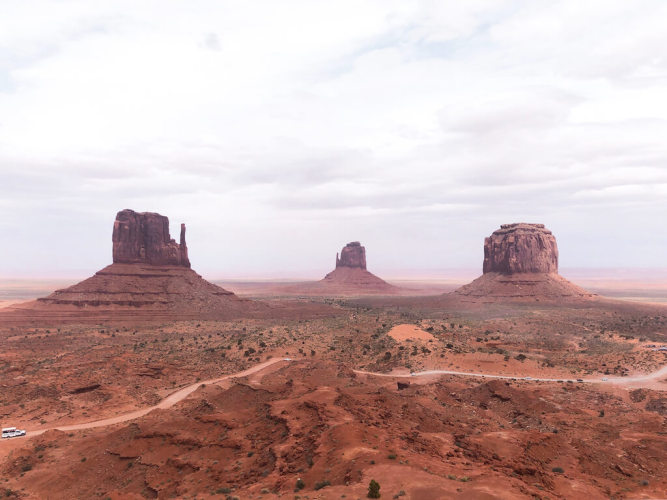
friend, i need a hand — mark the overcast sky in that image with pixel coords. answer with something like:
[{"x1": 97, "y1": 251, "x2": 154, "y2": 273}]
[{"x1": 1, "y1": 1, "x2": 666, "y2": 278}]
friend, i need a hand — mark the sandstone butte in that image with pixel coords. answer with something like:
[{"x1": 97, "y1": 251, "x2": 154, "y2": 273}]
[
  {"x1": 455, "y1": 223, "x2": 593, "y2": 301},
  {"x1": 275, "y1": 241, "x2": 399, "y2": 296},
  {"x1": 0, "y1": 209, "x2": 275, "y2": 324},
  {"x1": 112, "y1": 209, "x2": 190, "y2": 267},
  {"x1": 319, "y1": 241, "x2": 398, "y2": 294}
]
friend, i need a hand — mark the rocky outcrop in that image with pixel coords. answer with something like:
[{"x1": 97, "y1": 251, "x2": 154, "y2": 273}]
[
  {"x1": 483, "y1": 223, "x2": 557, "y2": 274},
  {"x1": 0, "y1": 209, "x2": 280, "y2": 324},
  {"x1": 454, "y1": 223, "x2": 593, "y2": 302},
  {"x1": 275, "y1": 241, "x2": 398, "y2": 296},
  {"x1": 112, "y1": 209, "x2": 190, "y2": 267},
  {"x1": 336, "y1": 242, "x2": 366, "y2": 270},
  {"x1": 322, "y1": 241, "x2": 396, "y2": 293}
]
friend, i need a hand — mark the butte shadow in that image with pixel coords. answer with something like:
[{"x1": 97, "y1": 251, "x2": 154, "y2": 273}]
[{"x1": 0, "y1": 210, "x2": 334, "y2": 325}]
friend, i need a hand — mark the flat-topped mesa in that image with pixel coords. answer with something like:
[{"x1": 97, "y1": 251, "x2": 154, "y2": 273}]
[
  {"x1": 112, "y1": 209, "x2": 190, "y2": 267},
  {"x1": 483, "y1": 223, "x2": 558, "y2": 275},
  {"x1": 336, "y1": 241, "x2": 366, "y2": 270}
]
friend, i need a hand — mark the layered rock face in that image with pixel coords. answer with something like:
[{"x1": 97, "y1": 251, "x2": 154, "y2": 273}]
[
  {"x1": 455, "y1": 223, "x2": 592, "y2": 302},
  {"x1": 336, "y1": 242, "x2": 367, "y2": 270},
  {"x1": 320, "y1": 242, "x2": 397, "y2": 294},
  {"x1": 483, "y1": 223, "x2": 558, "y2": 274},
  {"x1": 112, "y1": 209, "x2": 190, "y2": 267},
  {"x1": 0, "y1": 209, "x2": 270, "y2": 324},
  {"x1": 277, "y1": 241, "x2": 398, "y2": 295}
]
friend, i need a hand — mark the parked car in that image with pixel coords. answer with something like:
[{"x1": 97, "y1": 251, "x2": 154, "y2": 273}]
[{"x1": 1, "y1": 427, "x2": 26, "y2": 439}]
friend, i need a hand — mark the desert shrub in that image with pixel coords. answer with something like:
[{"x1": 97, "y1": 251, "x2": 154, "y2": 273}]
[
  {"x1": 552, "y1": 467, "x2": 564, "y2": 473},
  {"x1": 367, "y1": 479, "x2": 381, "y2": 498},
  {"x1": 387, "y1": 453, "x2": 397, "y2": 460},
  {"x1": 295, "y1": 478, "x2": 305, "y2": 490},
  {"x1": 314, "y1": 480, "x2": 330, "y2": 490}
]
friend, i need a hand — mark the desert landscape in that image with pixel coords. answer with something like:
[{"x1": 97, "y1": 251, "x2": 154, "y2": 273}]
[
  {"x1": 0, "y1": 214, "x2": 665, "y2": 500},
  {"x1": 2, "y1": 3, "x2": 667, "y2": 499}
]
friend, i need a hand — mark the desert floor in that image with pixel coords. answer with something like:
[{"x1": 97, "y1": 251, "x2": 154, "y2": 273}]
[{"x1": 0, "y1": 277, "x2": 666, "y2": 499}]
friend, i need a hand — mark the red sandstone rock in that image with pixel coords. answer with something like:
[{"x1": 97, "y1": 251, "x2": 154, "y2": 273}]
[
  {"x1": 483, "y1": 223, "x2": 558, "y2": 274},
  {"x1": 112, "y1": 209, "x2": 190, "y2": 267},
  {"x1": 274, "y1": 242, "x2": 398, "y2": 295},
  {"x1": 454, "y1": 223, "x2": 593, "y2": 302},
  {"x1": 0, "y1": 209, "x2": 308, "y2": 324},
  {"x1": 336, "y1": 242, "x2": 366, "y2": 270}
]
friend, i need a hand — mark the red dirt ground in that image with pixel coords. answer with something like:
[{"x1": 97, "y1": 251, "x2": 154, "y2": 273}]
[{"x1": 1, "y1": 280, "x2": 666, "y2": 499}]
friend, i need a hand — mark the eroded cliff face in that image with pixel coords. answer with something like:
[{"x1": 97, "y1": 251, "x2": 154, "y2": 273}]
[
  {"x1": 112, "y1": 209, "x2": 190, "y2": 267},
  {"x1": 483, "y1": 223, "x2": 558, "y2": 275},
  {"x1": 336, "y1": 241, "x2": 367, "y2": 270}
]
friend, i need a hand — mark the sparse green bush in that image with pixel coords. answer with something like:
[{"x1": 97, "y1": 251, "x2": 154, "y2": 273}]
[
  {"x1": 552, "y1": 467, "x2": 564, "y2": 473},
  {"x1": 367, "y1": 479, "x2": 381, "y2": 498}
]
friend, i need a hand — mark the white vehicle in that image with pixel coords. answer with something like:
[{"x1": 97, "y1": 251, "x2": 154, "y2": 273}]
[
  {"x1": 1, "y1": 427, "x2": 26, "y2": 439},
  {"x1": 524, "y1": 376, "x2": 533, "y2": 380},
  {"x1": 601, "y1": 377, "x2": 608, "y2": 381}
]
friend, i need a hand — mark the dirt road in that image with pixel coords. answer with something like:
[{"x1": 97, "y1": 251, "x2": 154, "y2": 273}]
[
  {"x1": 355, "y1": 363, "x2": 667, "y2": 387},
  {"x1": 10, "y1": 358, "x2": 292, "y2": 440},
  {"x1": 3, "y1": 358, "x2": 665, "y2": 445}
]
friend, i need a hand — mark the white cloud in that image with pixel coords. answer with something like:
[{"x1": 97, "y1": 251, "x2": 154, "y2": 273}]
[{"x1": 0, "y1": 0, "x2": 666, "y2": 277}]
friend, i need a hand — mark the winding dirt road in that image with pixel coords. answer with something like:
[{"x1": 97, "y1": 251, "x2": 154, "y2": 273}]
[
  {"x1": 354, "y1": 364, "x2": 667, "y2": 386},
  {"x1": 12, "y1": 358, "x2": 292, "y2": 439},
  {"x1": 3, "y1": 358, "x2": 665, "y2": 444}
]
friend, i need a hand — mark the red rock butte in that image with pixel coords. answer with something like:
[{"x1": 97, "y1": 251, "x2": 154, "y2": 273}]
[
  {"x1": 455, "y1": 223, "x2": 593, "y2": 301},
  {"x1": 483, "y1": 223, "x2": 558, "y2": 274},
  {"x1": 113, "y1": 209, "x2": 190, "y2": 267},
  {"x1": 0, "y1": 209, "x2": 271, "y2": 324},
  {"x1": 335, "y1": 241, "x2": 367, "y2": 270},
  {"x1": 276, "y1": 242, "x2": 398, "y2": 296},
  {"x1": 320, "y1": 242, "x2": 397, "y2": 294}
]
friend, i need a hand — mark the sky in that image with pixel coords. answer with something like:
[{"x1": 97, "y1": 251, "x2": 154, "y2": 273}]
[{"x1": 1, "y1": 0, "x2": 666, "y2": 278}]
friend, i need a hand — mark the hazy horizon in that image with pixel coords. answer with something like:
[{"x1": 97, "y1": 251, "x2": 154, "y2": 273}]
[{"x1": 2, "y1": 1, "x2": 666, "y2": 276}]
